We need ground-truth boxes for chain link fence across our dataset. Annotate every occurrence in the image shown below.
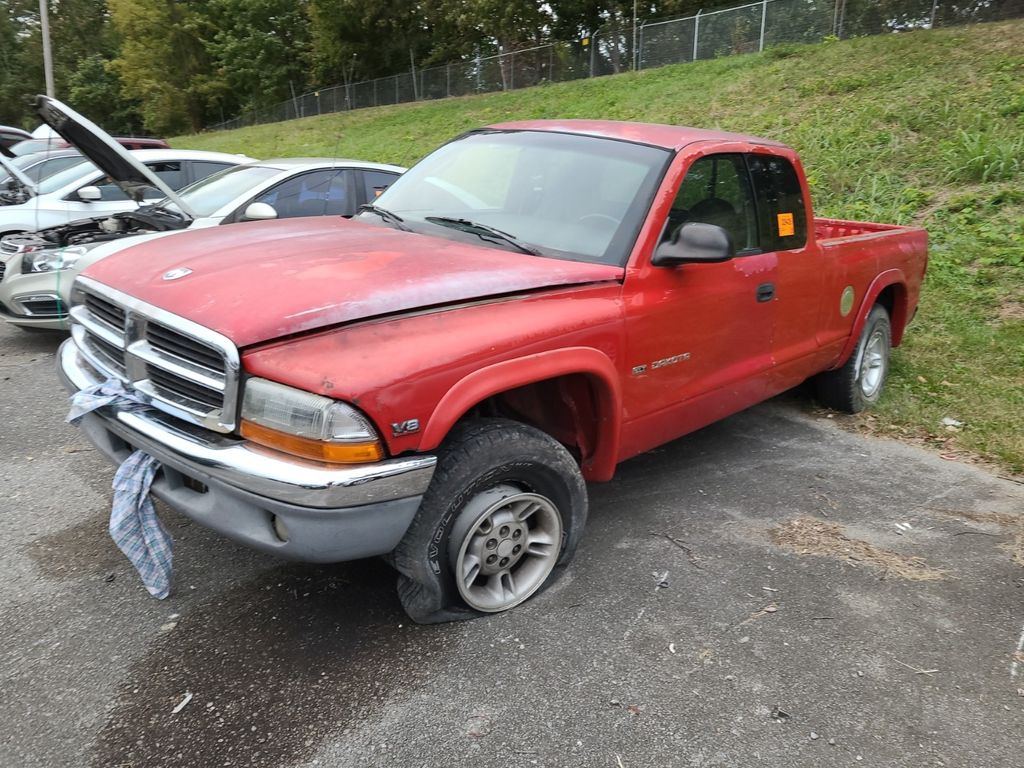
[209,0,1024,131]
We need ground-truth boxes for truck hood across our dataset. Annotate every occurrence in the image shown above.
[34,96,197,217]
[81,218,624,347]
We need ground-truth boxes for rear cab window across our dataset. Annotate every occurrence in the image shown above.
[746,153,807,251]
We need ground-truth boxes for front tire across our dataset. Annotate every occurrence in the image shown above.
[815,303,891,413]
[391,418,587,623]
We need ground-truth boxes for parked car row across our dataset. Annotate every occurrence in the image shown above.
[8,96,928,623]
[0,100,404,330]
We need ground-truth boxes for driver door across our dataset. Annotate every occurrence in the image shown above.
[621,151,777,454]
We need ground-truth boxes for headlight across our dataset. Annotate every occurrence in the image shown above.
[240,377,384,464]
[25,246,86,273]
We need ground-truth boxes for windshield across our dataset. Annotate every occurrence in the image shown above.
[36,160,101,195]
[11,139,67,156]
[155,164,280,217]
[366,130,670,265]
[0,154,86,185]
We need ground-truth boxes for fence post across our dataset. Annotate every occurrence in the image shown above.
[759,0,768,51]
[446,64,451,97]
[638,21,645,71]
[632,0,638,71]
[410,49,419,100]
[510,50,515,89]
[692,9,701,61]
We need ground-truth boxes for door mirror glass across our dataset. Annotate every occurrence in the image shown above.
[652,222,734,267]
[242,201,278,221]
[77,185,102,202]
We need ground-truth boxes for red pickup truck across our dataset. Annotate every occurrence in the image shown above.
[59,120,927,622]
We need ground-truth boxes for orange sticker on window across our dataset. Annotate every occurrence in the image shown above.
[777,212,795,237]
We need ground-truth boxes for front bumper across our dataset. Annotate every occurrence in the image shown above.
[58,339,437,562]
[0,259,71,331]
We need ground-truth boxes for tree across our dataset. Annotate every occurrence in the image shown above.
[0,1,29,125]
[308,0,432,86]
[206,0,311,112]
[108,0,223,135]
[65,55,143,135]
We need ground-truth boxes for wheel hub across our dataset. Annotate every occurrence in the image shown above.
[859,328,887,397]
[450,485,563,613]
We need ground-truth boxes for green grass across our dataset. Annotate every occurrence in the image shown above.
[174,21,1024,474]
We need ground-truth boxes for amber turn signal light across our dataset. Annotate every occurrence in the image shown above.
[240,420,384,464]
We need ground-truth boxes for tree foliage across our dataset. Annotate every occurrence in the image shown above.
[0,0,1020,134]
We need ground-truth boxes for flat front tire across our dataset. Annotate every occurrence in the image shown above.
[391,418,587,623]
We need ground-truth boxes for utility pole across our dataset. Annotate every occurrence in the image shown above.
[39,0,55,97]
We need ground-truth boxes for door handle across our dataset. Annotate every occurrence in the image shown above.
[756,283,775,302]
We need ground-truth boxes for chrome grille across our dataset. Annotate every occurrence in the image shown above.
[69,277,241,433]
[146,365,224,410]
[85,333,127,377]
[83,293,126,332]
[0,261,5,281]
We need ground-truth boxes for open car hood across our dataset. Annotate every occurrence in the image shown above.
[34,96,197,217]
[0,153,38,196]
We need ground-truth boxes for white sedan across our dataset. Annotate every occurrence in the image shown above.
[0,148,250,237]
[0,158,404,330]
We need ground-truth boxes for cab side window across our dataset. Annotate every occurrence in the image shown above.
[662,153,759,253]
[255,170,354,218]
[746,154,807,251]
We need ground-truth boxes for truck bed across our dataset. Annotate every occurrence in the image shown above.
[814,217,919,245]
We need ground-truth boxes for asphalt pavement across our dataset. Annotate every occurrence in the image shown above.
[1,321,1022,768]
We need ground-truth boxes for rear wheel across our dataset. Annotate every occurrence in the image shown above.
[391,418,587,623]
[815,304,891,413]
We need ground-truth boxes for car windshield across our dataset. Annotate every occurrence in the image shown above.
[0,153,85,185]
[365,130,670,265]
[35,160,101,195]
[10,139,66,156]
[155,164,281,217]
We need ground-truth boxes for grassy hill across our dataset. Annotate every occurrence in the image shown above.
[175,21,1024,474]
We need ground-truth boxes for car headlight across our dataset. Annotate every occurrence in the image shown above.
[240,377,384,464]
[24,246,86,273]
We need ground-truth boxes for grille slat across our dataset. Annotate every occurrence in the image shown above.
[0,262,6,281]
[84,294,126,332]
[146,323,226,374]
[73,285,238,432]
[85,334,127,377]
[147,366,223,410]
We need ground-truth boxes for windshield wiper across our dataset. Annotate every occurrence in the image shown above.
[358,203,410,231]
[424,216,539,256]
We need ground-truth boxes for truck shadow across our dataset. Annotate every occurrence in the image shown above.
[89,561,455,768]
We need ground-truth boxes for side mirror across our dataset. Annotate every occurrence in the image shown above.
[77,185,102,202]
[652,222,734,267]
[241,202,278,221]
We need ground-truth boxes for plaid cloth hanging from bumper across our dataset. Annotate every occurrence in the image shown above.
[67,380,173,599]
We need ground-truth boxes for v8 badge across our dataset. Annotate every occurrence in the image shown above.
[391,419,420,437]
